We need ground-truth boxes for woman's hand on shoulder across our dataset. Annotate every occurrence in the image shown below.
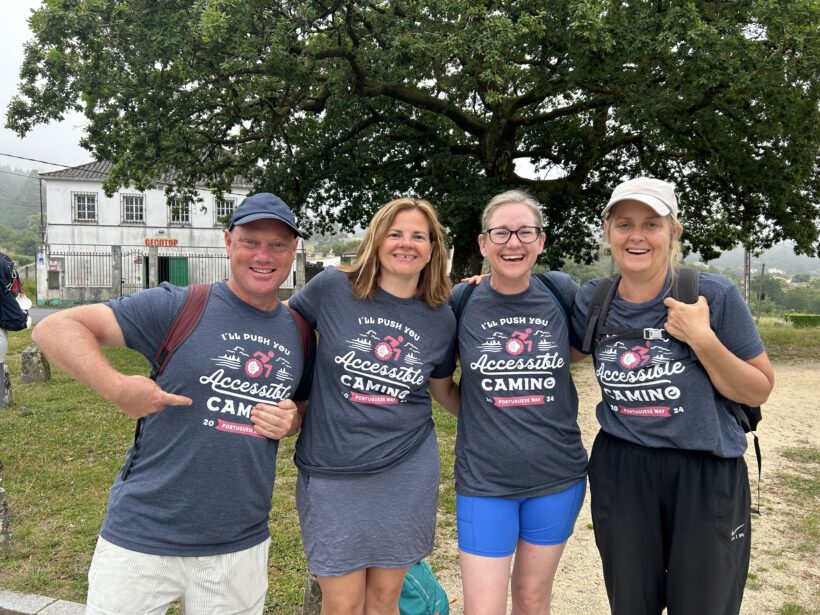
[460,273,488,286]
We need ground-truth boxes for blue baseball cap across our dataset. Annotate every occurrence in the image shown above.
[228,192,303,237]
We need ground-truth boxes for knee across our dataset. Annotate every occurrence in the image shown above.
[320,586,365,615]
[510,578,551,614]
[364,582,402,614]
[321,594,365,615]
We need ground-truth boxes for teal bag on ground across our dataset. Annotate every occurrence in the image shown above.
[399,560,450,615]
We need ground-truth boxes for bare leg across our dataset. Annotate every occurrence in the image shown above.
[460,550,514,615]
[364,566,408,615]
[510,540,567,615]
[318,569,367,615]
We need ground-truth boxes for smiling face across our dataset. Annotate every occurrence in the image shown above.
[376,207,434,295]
[479,201,545,294]
[604,199,680,284]
[224,218,298,310]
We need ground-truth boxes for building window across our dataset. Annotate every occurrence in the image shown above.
[73,192,97,223]
[215,197,235,226]
[168,198,191,225]
[121,194,145,224]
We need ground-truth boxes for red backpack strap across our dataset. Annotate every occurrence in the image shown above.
[151,284,211,379]
[285,303,315,365]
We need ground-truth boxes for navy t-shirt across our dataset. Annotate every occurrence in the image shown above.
[454,274,588,498]
[572,272,765,458]
[102,281,312,556]
[290,267,457,476]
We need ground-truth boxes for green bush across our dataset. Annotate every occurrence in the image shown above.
[783,313,820,328]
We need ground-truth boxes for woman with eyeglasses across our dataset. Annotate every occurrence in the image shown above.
[450,190,587,614]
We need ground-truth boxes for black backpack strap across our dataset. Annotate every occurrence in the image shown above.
[533,273,569,320]
[150,284,212,380]
[671,267,700,304]
[676,268,762,514]
[452,282,478,325]
[533,272,580,348]
[731,401,762,515]
[581,275,620,354]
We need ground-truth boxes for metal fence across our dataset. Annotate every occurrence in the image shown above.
[48,246,294,298]
[49,250,112,288]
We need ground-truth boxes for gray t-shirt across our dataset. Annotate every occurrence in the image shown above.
[454,274,588,498]
[102,281,312,556]
[572,272,765,458]
[290,267,456,476]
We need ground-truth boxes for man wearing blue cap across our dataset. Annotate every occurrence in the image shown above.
[33,193,314,614]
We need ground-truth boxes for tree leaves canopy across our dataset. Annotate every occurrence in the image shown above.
[7,0,819,275]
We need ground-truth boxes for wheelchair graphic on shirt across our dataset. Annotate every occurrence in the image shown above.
[374,335,404,361]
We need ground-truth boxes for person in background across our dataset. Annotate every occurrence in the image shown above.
[0,251,29,407]
[449,190,587,615]
[265,197,459,615]
[572,177,774,615]
[32,193,313,615]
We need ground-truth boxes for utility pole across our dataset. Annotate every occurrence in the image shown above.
[38,177,45,243]
[756,263,766,322]
[743,248,752,304]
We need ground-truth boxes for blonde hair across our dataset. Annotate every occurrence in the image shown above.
[339,197,451,307]
[481,190,544,230]
[601,206,683,278]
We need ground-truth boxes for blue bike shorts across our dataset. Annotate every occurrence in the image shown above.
[457,479,586,557]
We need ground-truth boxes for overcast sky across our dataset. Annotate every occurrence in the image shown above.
[0,0,89,172]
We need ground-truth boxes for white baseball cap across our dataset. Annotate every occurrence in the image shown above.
[602,177,678,218]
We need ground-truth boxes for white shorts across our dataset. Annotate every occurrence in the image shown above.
[0,328,8,363]
[86,536,270,615]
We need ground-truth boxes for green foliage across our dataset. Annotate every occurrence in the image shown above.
[758,323,820,360]
[6,1,819,275]
[0,165,40,230]
[783,313,820,328]
[751,272,787,305]
[783,279,820,314]
[553,259,608,284]
[0,218,41,260]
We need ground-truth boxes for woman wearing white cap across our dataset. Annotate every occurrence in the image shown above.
[572,177,774,615]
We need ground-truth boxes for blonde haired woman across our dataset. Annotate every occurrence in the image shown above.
[573,177,774,615]
[285,197,458,614]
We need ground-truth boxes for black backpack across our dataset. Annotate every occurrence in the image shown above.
[581,268,763,512]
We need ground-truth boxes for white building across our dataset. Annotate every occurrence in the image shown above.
[36,161,296,304]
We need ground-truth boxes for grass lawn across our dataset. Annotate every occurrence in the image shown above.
[0,328,459,611]
[0,317,816,609]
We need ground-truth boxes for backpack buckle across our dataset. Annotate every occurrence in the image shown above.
[643,328,668,341]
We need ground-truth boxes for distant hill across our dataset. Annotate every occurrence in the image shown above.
[0,164,41,229]
[686,242,820,277]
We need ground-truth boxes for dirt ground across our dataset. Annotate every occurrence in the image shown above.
[433,360,820,614]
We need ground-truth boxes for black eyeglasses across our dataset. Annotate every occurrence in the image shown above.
[484,226,543,244]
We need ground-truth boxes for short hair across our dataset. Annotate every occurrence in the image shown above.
[481,190,544,230]
[339,197,451,307]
